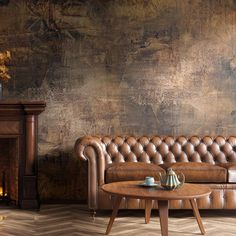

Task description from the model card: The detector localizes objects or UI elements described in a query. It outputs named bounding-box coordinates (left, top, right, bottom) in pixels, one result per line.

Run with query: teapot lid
left=166, top=168, right=176, bottom=175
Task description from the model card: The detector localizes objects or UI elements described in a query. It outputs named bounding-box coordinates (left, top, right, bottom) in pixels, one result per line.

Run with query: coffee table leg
left=105, top=196, right=122, bottom=235
left=190, top=198, right=205, bottom=235
left=158, top=200, right=168, bottom=236
left=145, top=200, right=152, bottom=224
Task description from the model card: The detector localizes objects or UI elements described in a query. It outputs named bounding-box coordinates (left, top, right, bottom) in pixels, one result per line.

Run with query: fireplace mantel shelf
left=0, top=101, right=46, bottom=209
left=0, top=101, right=46, bottom=115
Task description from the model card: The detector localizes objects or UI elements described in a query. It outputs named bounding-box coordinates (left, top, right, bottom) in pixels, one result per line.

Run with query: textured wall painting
left=1, top=0, right=236, bottom=201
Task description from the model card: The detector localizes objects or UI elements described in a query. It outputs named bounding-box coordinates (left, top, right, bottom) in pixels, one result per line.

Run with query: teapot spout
left=158, top=172, right=163, bottom=183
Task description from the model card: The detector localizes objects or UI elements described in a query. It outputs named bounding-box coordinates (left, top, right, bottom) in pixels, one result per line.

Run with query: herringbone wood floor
left=0, top=205, right=235, bottom=235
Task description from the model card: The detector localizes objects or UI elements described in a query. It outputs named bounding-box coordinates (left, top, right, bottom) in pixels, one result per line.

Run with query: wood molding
left=0, top=100, right=46, bottom=209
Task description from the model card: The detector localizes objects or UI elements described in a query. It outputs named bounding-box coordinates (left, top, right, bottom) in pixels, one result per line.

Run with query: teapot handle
left=177, top=172, right=185, bottom=187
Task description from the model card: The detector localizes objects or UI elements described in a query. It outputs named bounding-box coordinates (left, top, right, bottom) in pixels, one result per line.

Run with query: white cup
left=144, top=176, right=155, bottom=185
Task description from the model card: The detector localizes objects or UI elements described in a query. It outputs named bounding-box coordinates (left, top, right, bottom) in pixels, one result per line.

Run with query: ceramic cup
left=144, top=176, right=155, bottom=185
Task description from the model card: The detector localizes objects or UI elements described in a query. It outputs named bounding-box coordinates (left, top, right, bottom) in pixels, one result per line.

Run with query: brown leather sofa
left=74, top=135, right=236, bottom=210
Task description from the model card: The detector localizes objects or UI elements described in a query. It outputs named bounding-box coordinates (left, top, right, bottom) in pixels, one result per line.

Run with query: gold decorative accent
left=0, top=51, right=11, bottom=83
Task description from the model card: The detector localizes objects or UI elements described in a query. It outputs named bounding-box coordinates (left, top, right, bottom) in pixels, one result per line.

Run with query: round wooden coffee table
left=102, top=181, right=211, bottom=236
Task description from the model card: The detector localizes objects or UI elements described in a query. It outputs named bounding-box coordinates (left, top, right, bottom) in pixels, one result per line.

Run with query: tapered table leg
left=145, top=199, right=152, bottom=224
left=158, top=200, right=169, bottom=236
left=190, top=198, right=205, bottom=235
left=105, top=196, right=122, bottom=235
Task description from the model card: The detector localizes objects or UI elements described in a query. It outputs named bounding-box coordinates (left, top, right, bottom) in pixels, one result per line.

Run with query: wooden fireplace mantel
left=0, top=101, right=46, bottom=115
left=0, top=101, right=46, bottom=209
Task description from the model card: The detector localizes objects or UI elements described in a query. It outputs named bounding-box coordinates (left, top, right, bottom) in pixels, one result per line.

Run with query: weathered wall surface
left=1, top=0, right=236, bottom=201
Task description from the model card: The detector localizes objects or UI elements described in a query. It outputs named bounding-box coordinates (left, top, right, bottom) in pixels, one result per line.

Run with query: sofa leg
left=90, top=209, right=96, bottom=221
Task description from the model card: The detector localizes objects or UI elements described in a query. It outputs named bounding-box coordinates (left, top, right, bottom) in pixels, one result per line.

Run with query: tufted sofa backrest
left=100, top=136, right=236, bottom=166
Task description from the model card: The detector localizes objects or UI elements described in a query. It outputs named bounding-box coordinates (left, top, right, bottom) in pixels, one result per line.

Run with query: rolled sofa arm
left=74, top=136, right=105, bottom=209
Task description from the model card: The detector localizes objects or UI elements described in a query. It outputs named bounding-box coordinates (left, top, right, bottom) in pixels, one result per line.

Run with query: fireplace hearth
left=0, top=101, right=46, bottom=209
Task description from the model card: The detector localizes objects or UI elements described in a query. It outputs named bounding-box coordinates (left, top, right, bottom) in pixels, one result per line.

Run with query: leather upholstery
left=100, top=136, right=236, bottom=165
left=74, top=135, right=236, bottom=210
left=217, top=163, right=236, bottom=183
left=106, top=162, right=165, bottom=183
left=162, top=162, right=227, bottom=183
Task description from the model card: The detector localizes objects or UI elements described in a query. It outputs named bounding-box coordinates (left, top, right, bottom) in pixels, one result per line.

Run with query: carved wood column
left=22, top=102, right=46, bottom=209
left=25, top=114, right=35, bottom=175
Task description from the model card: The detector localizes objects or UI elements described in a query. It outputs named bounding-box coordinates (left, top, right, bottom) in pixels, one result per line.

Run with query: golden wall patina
left=0, top=0, right=236, bottom=201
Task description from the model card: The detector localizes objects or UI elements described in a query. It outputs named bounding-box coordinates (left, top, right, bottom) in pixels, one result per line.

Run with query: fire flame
left=0, top=187, right=7, bottom=197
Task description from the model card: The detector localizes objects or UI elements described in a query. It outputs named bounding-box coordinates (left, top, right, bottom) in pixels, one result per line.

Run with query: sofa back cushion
left=101, top=136, right=236, bottom=166
left=106, top=162, right=165, bottom=183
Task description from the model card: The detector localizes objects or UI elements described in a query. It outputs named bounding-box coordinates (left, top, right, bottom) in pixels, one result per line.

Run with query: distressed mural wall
left=0, top=0, right=236, bottom=201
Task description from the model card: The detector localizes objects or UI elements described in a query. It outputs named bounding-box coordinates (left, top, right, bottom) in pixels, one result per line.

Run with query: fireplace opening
left=0, top=138, right=19, bottom=206
left=0, top=171, right=10, bottom=204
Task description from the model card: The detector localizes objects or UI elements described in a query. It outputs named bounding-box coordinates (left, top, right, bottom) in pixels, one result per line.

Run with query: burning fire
left=0, top=186, right=7, bottom=197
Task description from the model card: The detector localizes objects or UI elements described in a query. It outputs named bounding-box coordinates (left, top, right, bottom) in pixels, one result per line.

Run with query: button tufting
left=101, top=135, right=236, bottom=165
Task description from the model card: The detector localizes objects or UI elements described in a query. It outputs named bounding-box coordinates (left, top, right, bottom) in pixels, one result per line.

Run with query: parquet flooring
left=0, top=205, right=235, bottom=235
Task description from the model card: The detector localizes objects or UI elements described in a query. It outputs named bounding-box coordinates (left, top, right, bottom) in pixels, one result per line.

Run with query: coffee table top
left=102, top=181, right=211, bottom=200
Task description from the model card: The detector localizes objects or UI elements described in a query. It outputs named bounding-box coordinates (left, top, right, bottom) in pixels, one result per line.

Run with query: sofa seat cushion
left=105, top=162, right=165, bottom=183
left=217, top=163, right=236, bottom=183
left=161, top=162, right=227, bottom=183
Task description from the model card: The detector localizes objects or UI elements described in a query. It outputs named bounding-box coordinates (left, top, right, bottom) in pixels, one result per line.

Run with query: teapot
left=158, top=168, right=185, bottom=190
